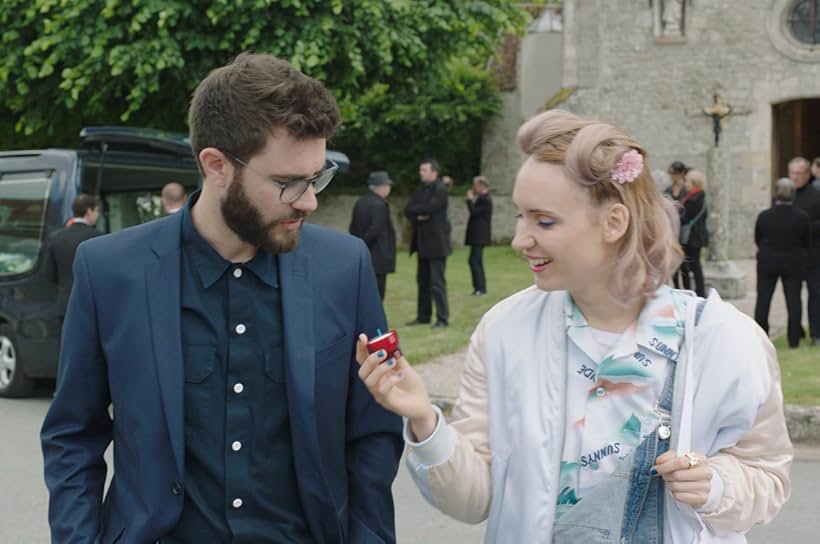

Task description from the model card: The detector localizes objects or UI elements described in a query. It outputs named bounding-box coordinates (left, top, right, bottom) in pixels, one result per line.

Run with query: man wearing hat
left=349, top=171, right=397, bottom=300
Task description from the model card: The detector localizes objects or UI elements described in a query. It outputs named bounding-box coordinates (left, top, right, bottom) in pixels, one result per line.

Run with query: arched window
left=788, top=0, right=820, bottom=45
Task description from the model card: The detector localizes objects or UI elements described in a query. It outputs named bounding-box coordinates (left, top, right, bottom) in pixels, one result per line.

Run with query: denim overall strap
left=618, top=358, right=675, bottom=543
left=620, top=297, right=704, bottom=544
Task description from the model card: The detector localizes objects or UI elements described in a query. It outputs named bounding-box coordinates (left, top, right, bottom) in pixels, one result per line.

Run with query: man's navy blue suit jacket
left=41, top=212, right=404, bottom=544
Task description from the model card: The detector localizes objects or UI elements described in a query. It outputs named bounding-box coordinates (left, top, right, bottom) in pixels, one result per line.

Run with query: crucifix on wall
left=686, top=84, right=751, bottom=147
left=703, top=89, right=733, bottom=147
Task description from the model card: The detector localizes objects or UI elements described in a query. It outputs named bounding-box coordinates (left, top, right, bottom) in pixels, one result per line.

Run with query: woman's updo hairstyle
left=517, top=109, right=684, bottom=304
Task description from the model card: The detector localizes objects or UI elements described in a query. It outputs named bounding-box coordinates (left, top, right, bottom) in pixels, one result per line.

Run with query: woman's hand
left=356, top=333, right=438, bottom=441
left=653, top=451, right=712, bottom=509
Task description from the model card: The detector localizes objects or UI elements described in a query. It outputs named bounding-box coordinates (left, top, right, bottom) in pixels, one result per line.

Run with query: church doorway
left=772, top=98, right=820, bottom=186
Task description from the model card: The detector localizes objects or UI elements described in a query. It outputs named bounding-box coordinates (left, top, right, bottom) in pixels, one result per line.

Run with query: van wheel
left=0, top=324, right=34, bottom=398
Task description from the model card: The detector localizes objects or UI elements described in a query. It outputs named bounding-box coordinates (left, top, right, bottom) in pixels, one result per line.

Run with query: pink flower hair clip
left=610, top=149, right=643, bottom=184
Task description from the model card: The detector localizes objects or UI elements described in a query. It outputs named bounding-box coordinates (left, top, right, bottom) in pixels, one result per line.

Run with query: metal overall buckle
left=654, top=400, right=671, bottom=440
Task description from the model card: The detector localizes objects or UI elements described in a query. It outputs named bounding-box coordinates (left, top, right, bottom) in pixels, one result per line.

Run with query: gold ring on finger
left=684, top=452, right=700, bottom=469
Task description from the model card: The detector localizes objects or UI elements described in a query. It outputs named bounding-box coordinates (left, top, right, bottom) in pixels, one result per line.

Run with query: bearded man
left=41, top=52, right=402, bottom=544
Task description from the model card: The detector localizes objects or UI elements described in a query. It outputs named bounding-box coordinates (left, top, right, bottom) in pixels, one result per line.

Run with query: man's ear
left=602, top=202, right=630, bottom=243
left=199, top=148, right=231, bottom=188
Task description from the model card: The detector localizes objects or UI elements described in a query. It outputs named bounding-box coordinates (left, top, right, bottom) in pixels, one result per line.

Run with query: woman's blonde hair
left=516, top=110, right=683, bottom=304
left=685, top=169, right=706, bottom=190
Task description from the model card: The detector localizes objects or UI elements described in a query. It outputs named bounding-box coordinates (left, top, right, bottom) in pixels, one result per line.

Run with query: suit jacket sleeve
left=346, top=240, right=404, bottom=542
left=810, top=193, right=820, bottom=239
left=41, top=247, right=113, bottom=543
left=754, top=214, right=762, bottom=247
left=404, top=187, right=422, bottom=221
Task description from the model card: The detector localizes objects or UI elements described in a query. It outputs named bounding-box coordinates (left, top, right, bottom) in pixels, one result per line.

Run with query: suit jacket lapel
left=279, top=251, right=323, bottom=476
left=145, top=215, right=185, bottom=476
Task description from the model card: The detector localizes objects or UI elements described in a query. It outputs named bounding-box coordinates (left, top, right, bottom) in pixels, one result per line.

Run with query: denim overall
left=552, top=299, right=702, bottom=544
left=552, top=364, right=675, bottom=544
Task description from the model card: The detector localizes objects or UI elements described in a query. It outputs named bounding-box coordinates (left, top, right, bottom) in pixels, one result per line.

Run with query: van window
left=0, top=170, right=51, bottom=275
left=80, top=154, right=199, bottom=233
left=99, top=190, right=165, bottom=232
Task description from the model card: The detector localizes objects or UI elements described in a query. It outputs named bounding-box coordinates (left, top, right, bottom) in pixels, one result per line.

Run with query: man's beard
left=221, top=171, right=305, bottom=254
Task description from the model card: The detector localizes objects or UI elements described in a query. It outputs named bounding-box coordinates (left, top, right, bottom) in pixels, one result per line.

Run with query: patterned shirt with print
left=555, top=286, right=687, bottom=519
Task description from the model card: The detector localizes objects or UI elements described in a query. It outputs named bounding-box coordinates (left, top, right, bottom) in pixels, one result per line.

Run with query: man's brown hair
left=188, top=52, right=341, bottom=167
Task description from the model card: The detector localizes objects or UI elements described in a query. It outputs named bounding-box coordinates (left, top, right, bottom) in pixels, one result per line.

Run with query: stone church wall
left=482, top=0, right=820, bottom=259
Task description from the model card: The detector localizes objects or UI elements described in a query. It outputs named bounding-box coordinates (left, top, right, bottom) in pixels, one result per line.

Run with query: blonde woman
left=357, top=110, right=791, bottom=543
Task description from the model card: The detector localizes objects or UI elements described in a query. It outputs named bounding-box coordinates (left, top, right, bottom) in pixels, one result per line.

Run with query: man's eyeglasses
left=225, top=152, right=338, bottom=204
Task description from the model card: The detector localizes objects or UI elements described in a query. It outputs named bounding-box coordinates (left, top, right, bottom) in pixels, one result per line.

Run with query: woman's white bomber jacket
left=405, top=287, right=792, bottom=543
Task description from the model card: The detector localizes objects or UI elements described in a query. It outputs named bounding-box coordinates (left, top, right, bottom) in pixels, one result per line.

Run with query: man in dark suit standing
left=43, top=193, right=101, bottom=318
left=754, top=177, right=811, bottom=348
left=791, top=156, right=820, bottom=345
left=465, top=175, right=492, bottom=296
left=41, top=53, right=402, bottom=544
left=349, top=170, right=396, bottom=300
left=404, top=158, right=451, bottom=328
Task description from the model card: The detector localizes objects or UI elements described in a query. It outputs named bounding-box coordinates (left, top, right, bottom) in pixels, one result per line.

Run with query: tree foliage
left=0, top=0, right=530, bottom=188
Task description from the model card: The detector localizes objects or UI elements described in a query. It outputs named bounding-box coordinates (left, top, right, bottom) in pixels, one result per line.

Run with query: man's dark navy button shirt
left=166, top=193, right=312, bottom=543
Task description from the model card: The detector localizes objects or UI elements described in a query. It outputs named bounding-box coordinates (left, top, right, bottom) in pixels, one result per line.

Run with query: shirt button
left=171, top=482, right=184, bottom=495
left=233, top=268, right=243, bottom=279
left=235, top=323, right=246, bottom=335
left=232, top=498, right=243, bottom=509
left=231, top=441, right=242, bottom=452
left=594, top=386, right=607, bottom=398
left=233, top=383, right=244, bottom=394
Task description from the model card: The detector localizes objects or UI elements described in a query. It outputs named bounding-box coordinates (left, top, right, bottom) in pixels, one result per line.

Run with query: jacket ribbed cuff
left=404, top=404, right=456, bottom=467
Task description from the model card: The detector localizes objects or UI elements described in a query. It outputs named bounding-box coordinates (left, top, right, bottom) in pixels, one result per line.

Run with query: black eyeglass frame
left=224, top=151, right=338, bottom=204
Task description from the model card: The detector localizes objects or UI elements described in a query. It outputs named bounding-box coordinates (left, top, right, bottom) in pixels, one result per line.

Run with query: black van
left=0, top=127, right=201, bottom=396
left=0, top=127, right=349, bottom=397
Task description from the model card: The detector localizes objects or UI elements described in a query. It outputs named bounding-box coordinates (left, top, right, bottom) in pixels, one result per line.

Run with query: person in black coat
left=349, top=171, right=397, bottom=300
left=465, top=175, right=492, bottom=296
left=678, top=169, right=708, bottom=297
left=404, top=158, right=451, bottom=328
left=754, top=177, right=812, bottom=348
left=790, top=156, right=820, bottom=345
left=44, top=194, right=102, bottom=318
